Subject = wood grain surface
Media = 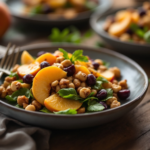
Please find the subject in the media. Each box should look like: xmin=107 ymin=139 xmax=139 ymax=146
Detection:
xmin=0 ymin=0 xmax=150 ymax=150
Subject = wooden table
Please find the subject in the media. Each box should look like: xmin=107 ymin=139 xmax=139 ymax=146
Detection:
xmin=0 ymin=0 xmax=150 ymax=149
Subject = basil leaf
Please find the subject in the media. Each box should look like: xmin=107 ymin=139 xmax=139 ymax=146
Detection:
xmin=58 ymin=48 xmax=69 ymax=59
xmin=5 ymin=88 xmax=30 ymax=103
xmin=102 ymin=88 xmax=113 ymax=101
xmin=96 ymin=76 xmax=108 ymax=83
xmin=92 ymin=81 xmax=102 ymax=90
xmin=87 ymin=100 xmax=105 ymax=112
xmin=54 ymin=109 xmax=77 ymax=114
xmin=9 ymin=72 xmax=19 ymax=80
xmin=40 ymin=107 xmax=52 ymax=113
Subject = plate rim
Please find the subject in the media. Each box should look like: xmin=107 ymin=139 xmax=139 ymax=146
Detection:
xmin=90 ymin=6 xmax=150 ymax=48
xmin=0 ymin=43 xmax=148 ymax=117
xmin=5 ymin=0 xmax=112 ymax=23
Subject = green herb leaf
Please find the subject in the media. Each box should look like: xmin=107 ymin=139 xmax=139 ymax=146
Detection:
xmin=71 ymin=50 xmax=88 ymax=63
xmin=54 ymin=109 xmax=77 ymax=114
xmin=17 ymin=80 xmax=23 ymax=83
xmin=58 ymin=48 xmax=69 ymax=59
xmin=144 ymin=30 xmax=150 ymax=43
xmin=57 ymin=88 xmax=80 ymax=100
xmin=96 ymin=76 xmax=108 ymax=83
xmin=30 ymin=90 xmax=35 ymax=99
xmin=58 ymin=49 xmax=88 ymax=64
xmin=49 ymin=28 xmax=60 ymax=42
xmin=103 ymin=61 xmax=110 ymax=68
xmin=74 ymin=55 xmax=88 ymax=62
xmin=135 ymin=30 xmax=145 ymax=38
xmin=130 ymin=23 xmax=145 ymax=38
xmin=60 ymin=28 xmax=70 ymax=41
xmin=15 ymin=104 xmax=23 ymax=109
xmin=58 ymin=88 xmax=77 ymax=96
xmin=30 ymin=5 xmax=42 ymax=15
xmin=72 ymin=50 xmax=83 ymax=60
xmin=87 ymin=100 xmax=105 ymax=112
xmin=102 ymin=88 xmax=113 ymax=101
xmin=9 ymin=72 xmax=19 ymax=80
xmin=58 ymin=88 xmax=98 ymax=103
xmin=63 ymin=94 xmax=80 ymax=100
xmin=82 ymin=92 xmax=98 ymax=103
xmin=85 ymin=1 xmax=97 ymax=10
xmin=83 ymin=30 xmax=93 ymax=38
xmin=92 ymin=81 xmax=103 ymax=90
xmin=49 ymin=27 xmax=92 ymax=44
xmin=40 ymin=107 xmax=52 ymax=113
xmin=5 ymin=88 xmax=30 ymax=103
xmin=49 ymin=27 xmax=82 ymax=44
xmin=95 ymin=41 xmax=105 ymax=48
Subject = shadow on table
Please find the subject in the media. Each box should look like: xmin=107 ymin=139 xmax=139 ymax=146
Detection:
xmin=50 ymin=113 xmax=139 ymax=150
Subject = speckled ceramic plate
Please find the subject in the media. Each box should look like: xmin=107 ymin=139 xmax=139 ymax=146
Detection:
xmin=4 ymin=0 xmax=112 ymax=26
xmin=0 ymin=43 xmax=148 ymax=129
xmin=90 ymin=7 xmax=150 ymax=55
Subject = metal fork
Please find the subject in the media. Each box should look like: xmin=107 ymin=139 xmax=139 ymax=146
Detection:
xmin=0 ymin=43 xmax=20 ymax=79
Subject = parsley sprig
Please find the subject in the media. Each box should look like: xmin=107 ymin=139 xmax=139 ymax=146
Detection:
xmin=59 ymin=48 xmax=88 ymax=64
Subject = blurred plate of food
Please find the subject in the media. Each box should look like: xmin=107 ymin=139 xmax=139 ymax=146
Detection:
xmin=90 ymin=2 xmax=150 ymax=55
xmin=5 ymin=0 xmax=112 ymax=26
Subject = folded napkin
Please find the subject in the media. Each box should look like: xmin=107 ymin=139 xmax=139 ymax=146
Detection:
xmin=0 ymin=113 xmax=51 ymax=150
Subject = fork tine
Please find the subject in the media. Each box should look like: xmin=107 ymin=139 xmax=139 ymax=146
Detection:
xmin=0 ymin=43 xmax=11 ymax=68
xmin=0 ymin=43 xmax=12 ymax=79
xmin=0 ymin=44 xmax=20 ymax=80
xmin=12 ymin=47 xmax=20 ymax=69
xmin=3 ymin=45 xmax=15 ymax=70
xmin=6 ymin=45 xmax=16 ymax=70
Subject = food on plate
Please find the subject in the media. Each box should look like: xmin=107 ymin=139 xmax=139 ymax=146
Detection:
xmin=22 ymin=0 xmax=98 ymax=19
xmin=104 ymin=2 xmax=150 ymax=44
xmin=0 ymin=2 xmax=11 ymax=38
xmin=0 ymin=48 xmax=130 ymax=115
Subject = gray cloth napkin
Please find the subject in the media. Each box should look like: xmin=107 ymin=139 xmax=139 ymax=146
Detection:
xmin=0 ymin=113 xmax=51 ymax=150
